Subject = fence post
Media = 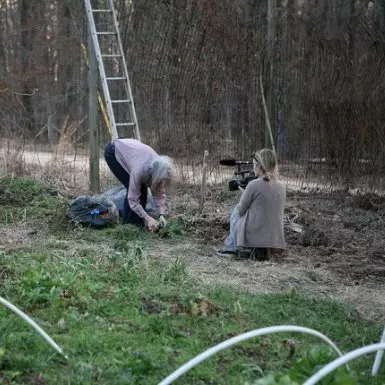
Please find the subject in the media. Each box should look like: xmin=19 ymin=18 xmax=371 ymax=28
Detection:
xmin=88 ymin=23 xmax=100 ymax=194
xmin=199 ymin=150 xmax=209 ymax=214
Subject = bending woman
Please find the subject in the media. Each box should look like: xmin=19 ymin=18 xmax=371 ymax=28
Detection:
xmin=104 ymin=138 xmax=174 ymax=232
xmin=220 ymin=148 xmax=286 ymax=259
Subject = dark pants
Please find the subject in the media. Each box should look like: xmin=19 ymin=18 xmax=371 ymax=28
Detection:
xmin=104 ymin=142 xmax=148 ymax=227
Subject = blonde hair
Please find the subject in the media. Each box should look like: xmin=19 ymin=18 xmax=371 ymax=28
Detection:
xmin=253 ymin=148 xmax=279 ymax=182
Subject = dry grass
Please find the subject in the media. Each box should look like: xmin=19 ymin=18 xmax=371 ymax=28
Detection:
xmin=0 ymin=222 xmax=37 ymax=253
xmin=0 ymin=140 xmax=27 ymax=177
xmin=4 ymin=135 xmax=385 ymax=195
xmin=153 ymin=185 xmax=385 ymax=322
xmin=151 ymin=238 xmax=385 ymax=322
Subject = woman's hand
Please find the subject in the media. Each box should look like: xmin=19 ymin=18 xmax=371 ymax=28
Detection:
xmin=145 ymin=217 xmax=160 ymax=232
xmin=158 ymin=215 xmax=167 ymax=228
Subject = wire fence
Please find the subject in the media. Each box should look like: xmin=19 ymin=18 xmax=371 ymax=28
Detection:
xmin=0 ymin=0 xmax=385 ymax=193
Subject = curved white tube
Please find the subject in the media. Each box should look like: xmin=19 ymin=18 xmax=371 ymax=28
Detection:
xmin=157 ymin=325 xmax=344 ymax=385
xmin=303 ymin=343 xmax=385 ymax=385
xmin=372 ymin=325 xmax=385 ymax=376
xmin=0 ymin=296 xmax=66 ymax=358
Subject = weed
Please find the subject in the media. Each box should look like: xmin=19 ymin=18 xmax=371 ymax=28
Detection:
xmin=161 ymin=256 xmax=188 ymax=284
xmin=105 ymin=224 xmax=150 ymax=242
xmin=252 ymin=346 xmax=380 ymax=384
xmin=157 ymin=219 xmax=183 ymax=238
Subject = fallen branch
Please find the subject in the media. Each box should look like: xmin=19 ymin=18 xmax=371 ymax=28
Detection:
xmin=259 ymin=72 xmax=276 ymax=155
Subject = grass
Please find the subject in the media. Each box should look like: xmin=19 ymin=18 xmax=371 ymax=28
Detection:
xmin=0 ymin=175 xmax=67 ymax=227
xmin=0 ymin=176 xmax=384 ymax=384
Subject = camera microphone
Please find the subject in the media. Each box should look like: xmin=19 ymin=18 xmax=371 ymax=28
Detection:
xmin=219 ymin=158 xmax=237 ymax=166
xmin=219 ymin=159 xmax=253 ymax=166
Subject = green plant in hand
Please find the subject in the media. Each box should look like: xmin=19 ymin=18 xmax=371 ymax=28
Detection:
xmin=157 ymin=218 xmax=182 ymax=238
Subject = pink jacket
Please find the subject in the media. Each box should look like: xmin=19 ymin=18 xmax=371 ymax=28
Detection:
xmin=114 ymin=139 xmax=166 ymax=221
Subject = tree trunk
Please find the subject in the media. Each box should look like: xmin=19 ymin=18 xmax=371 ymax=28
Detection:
xmin=20 ymin=0 xmax=35 ymax=133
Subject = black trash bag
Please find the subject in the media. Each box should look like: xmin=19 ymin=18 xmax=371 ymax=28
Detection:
xmin=67 ymin=186 xmax=164 ymax=228
xmin=102 ymin=186 xmax=126 ymax=214
xmin=67 ymin=195 xmax=119 ymax=228
xmin=102 ymin=185 xmax=162 ymax=219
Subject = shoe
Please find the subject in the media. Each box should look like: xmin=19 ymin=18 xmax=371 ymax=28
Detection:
xmin=238 ymin=248 xmax=270 ymax=261
xmin=216 ymin=248 xmax=237 ymax=257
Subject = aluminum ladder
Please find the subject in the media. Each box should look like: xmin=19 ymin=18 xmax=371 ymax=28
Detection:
xmin=84 ymin=0 xmax=141 ymax=141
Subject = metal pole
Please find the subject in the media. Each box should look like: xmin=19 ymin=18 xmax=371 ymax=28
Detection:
xmin=88 ymin=24 xmax=100 ymax=193
xmin=371 ymin=325 xmax=385 ymax=376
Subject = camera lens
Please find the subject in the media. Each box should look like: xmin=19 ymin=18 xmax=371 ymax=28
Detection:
xmin=228 ymin=180 xmax=239 ymax=191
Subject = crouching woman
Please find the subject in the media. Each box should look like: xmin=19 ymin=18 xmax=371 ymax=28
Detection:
xmin=221 ymin=148 xmax=286 ymax=259
xmin=104 ymin=138 xmax=174 ymax=232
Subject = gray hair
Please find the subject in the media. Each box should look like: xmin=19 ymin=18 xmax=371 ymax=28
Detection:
xmin=148 ymin=155 xmax=174 ymax=188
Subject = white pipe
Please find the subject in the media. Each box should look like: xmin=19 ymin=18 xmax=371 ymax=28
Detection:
xmin=303 ymin=343 xmax=385 ymax=385
xmin=0 ymin=296 xmax=66 ymax=358
xmin=372 ymin=325 xmax=385 ymax=376
xmin=158 ymin=325 xmax=344 ymax=385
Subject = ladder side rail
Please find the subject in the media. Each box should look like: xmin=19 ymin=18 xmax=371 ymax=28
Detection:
xmin=85 ymin=0 xmax=119 ymax=139
xmin=108 ymin=0 xmax=141 ymax=141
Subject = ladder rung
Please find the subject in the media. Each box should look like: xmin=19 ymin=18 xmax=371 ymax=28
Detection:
xmin=111 ymin=99 xmax=132 ymax=103
xmin=101 ymin=54 xmax=122 ymax=58
xmin=85 ymin=1 xmax=140 ymax=140
xmin=116 ymin=122 xmax=136 ymax=127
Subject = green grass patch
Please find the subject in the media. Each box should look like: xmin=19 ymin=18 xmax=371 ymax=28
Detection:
xmin=0 ymin=175 xmax=67 ymax=227
xmin=0 ymin=177 xmax=384 ymax=384
xmin=0 ymin=176 xmax=53 ymax=203
xmin=1 ymin=247 xmax=384 ymax=384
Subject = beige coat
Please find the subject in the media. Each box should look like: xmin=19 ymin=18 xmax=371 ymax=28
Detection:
xmin=237 ymin=178 xmax=286 ymax=249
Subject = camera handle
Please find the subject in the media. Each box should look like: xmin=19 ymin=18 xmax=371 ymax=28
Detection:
xmin=234 ymin=170 xmax=253 ymax=178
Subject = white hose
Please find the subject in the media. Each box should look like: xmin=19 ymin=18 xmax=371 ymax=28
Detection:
xmin=157 ymin=325 xmax=344 ymax=385
xmin=303 ymin=342 xmax=385 ymax=385
xmin=0 ymin=296 xmax=66 ymax=358
xmin=372 ymin=325 xmax=385 ymax=376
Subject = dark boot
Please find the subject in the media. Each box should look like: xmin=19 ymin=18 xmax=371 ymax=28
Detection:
xmin=238 ymin=248 xmax=271 ymax=261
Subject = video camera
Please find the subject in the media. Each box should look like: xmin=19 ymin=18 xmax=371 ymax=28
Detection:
xmin=219 ymin=158 xmax=257 ymax=191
